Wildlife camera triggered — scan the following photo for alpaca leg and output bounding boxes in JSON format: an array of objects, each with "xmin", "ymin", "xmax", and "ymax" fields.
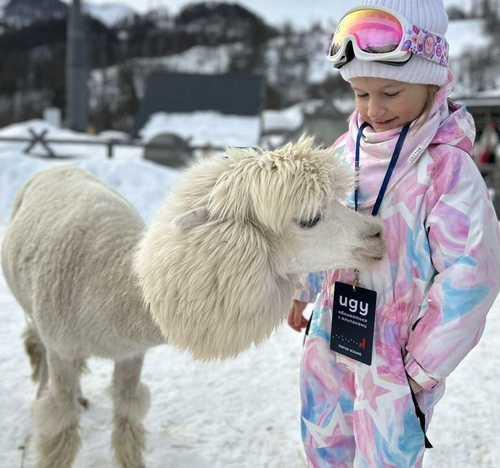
[
  {"xmin": 77, "ymin": 382, "xmax": 89, "ymax": 409},
  {"xmin": 32, "ymin": 351, "xmax": 82, "ymax": 468},
  {"xmin": 111, "ymin": 354, "xmax": 150, "ymax": 468},
  {"xmin": 36, "ymin": 357, "xmax": 48, "ymax": 399},
  {"xmin": 77, "ymin": 360, "xmax": 90, "ymax": 409},
  {"xmin": 23, "ymin": 324, "xmax": 49, "ymax": 398}
]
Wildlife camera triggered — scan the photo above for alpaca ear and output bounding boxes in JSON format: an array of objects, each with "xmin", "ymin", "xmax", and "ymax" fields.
[{"xmin": 173, "ymin": 208, "xmax": 209, "ymax": 231}]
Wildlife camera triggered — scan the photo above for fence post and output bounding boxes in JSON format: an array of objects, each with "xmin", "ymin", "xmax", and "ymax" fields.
[
  {"xmin": 107, "ymin": 141, "xmax": 114, "ymax": 159},
  {"xmin": 25, "ymin": 128, "xmax": 56, "ymax": 158}
]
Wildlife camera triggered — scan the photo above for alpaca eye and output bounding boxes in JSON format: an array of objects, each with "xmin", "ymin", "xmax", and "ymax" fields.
[{"xmin": 298, "ymin": 215, "xmax": 321, "ymax": 229}]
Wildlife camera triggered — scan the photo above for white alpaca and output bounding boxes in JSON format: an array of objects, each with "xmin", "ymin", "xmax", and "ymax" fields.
[{"xmin": 1, "ymin": 137, "xmax": 384, "ymax": 468}]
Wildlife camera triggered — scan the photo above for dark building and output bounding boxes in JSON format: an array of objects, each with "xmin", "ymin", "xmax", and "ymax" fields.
[{"xmin": 134, "ymin": 71, "xmax": 265, "ymax": 137}]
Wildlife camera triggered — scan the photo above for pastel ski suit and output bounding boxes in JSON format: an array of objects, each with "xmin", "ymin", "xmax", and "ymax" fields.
[{"xmin": 298, "ymin": 82, "xmax": 500, "ymax": 467}]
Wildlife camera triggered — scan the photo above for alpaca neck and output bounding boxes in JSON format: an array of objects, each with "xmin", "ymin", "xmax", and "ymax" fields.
[{"xmin": 104, "ymin": 229, "xmax": 165, "ymax": 351}]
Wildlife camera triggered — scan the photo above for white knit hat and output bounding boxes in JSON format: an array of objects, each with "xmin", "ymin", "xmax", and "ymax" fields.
[{"xmin": 339, "ymin": 0, "xmax": 449, "ymax": 86}]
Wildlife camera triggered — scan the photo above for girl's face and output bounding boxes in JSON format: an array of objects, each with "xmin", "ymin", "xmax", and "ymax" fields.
[{"xmin": 350, "ymin": 77, "xmax": 430, "ymax": 132}]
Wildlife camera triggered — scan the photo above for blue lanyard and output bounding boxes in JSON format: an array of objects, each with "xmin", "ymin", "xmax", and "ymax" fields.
[{"xmin": 355, "ymin": 122, "xmax": 411, "ymax": 216}]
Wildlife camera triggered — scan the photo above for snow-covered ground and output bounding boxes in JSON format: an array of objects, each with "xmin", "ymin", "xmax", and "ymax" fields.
[
  {"xmin": 0, "ymin": 252, "xmax": 307, "ymax": 468},
  {"xmin": 1, "ymin": 121, "xmax": 499, "ymax": 467},
  {"xmin": 0, "ymin": 120, "xmax": 143, "ymax": 162}
]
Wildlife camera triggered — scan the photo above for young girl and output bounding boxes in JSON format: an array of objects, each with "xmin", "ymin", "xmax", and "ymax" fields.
[{"xmin": 289, "ymin": 1, "xmax": 500, "ymax": 466}]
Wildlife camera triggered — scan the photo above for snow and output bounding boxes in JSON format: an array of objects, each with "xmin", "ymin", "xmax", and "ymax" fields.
[
  {"xmin": 83, "ymin": 2, "xmax": 135, "ymax": 27},
  {"xmin": 0, "ymin": 120, "xmax": 143, "ymax": 162},
  {"xmin": 262, "ymin": 104, "xmax": 304, "ymax": 132},
  {"xmin": 333, "ymin": 97, "xmax": 356, "ymax": 115},
  {"xmin": 447, "ymin": 19, "xmax": 492, "ymax": 59},
  {"xmin": 0, "ymin": 121, "xmax": 178, "ymax": 225},
  {"xmin": 140, "ymin": 111, "xmax": 261, "ymax": 147},
  {"xmin": 133, "ymin": 44, "xmax": 240, "ymax": 76},
  {"xmin": 1, "ymin": 120, "xmax": 500, "ymax": 467},
  {"xmin": 260, "ymin": 98, "xmax": 354, "ymax": 136}
]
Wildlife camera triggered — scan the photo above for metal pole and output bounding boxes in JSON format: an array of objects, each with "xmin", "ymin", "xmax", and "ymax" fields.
[
  {"xmin": 107, "ymin": 141, "xmax": 114, "ymax": 159},
  {"xmin": 66, "ymin": 0, "xmax": 90, "ymax": 132}
]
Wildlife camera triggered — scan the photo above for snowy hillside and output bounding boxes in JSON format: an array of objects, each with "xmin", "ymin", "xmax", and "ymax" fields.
[
  {"xmin": 1, "ymin": 0, "xmax": 66, "ymax": 27},
  {"xmin": 83, "ymin": 1, "xmax": 135, "ymax": 27},
  {"xmin": 0, "ymin": 0, "xmax": 487, "ymax": 31},
  {"xmin": 132, "ymin": 0, "xmax": 477, "ymax": 28},
  {"xmin": 0, "ymin": 0, "xmax": 134, "ymax": 27},
  {"xmin": 0, "ymin": 121, "xmax": 500, "ymax": 467}
]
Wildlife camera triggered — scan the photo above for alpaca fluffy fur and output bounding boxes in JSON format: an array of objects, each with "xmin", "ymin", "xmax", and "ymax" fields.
[
  {"xmin": 134, "ymin": 136, "xmax": 357, "ymax": 360},
  {"xmin": 1, "ymin": 136, "xmax": 382, "ymax": 468},
  {"xmin": 2, "ymin": 167, "xmax": 160, "ymax": 468}
]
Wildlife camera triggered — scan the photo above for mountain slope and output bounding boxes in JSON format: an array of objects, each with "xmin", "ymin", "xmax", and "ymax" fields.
[
  {"xmin": 3, "ymin": 0, "xmax": 66, "ymax": 27},
  {"xmin": 83, "ymin": 1, "xmax": 136, "ymax": 27}
]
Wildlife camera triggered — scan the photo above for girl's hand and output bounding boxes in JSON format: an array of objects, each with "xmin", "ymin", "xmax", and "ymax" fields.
[{"xmin": 288, "ymin": 300, "xmax": 309, "ymax": 332}]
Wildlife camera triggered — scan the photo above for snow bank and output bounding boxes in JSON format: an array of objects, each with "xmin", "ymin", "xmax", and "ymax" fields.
[
  {"xmin": 140, "ymin": 111, "xmax": 260, "ymax": 147},
  {"xmin": 0, "ymin": 119, "xmax": 143, "ymax": 160},
  {"xmin": 0, "ymin": 121, "xmax": 179, "ymax": 225}
]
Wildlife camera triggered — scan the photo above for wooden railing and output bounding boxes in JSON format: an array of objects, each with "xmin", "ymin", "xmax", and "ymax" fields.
[{"xmin": 0, "ymin": 128, "xmax": 225, "ymax": 159}]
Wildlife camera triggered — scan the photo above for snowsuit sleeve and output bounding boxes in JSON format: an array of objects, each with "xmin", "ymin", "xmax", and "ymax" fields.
[
  {"xmin": 294, "ymin": 272, "xmax": 327, "ymax": 303},
  {"xmin": 404, "ymin": 148, "xmax": 500, "ymax": 391}
]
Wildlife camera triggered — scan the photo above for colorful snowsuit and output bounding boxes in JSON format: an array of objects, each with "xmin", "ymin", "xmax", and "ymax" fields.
[{"xmin": 298, "ymin": 83, "xmax": 500, "ymax": 467}]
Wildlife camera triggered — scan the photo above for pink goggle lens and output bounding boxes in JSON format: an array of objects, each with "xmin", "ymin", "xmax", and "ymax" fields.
[{"xmin": 331, "ymin": 9, "xmax": 404, "ymax": 56}]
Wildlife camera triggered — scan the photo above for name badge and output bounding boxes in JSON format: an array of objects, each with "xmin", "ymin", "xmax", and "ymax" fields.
[{"xmin": 330, "ymin": 281, "xmax": 376, "ymax": 366}]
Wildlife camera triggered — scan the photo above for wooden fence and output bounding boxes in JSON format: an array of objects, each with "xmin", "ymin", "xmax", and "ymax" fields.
[{"xmin": 0, "ymin": 128, "xmax": 225, "ymax": 159}]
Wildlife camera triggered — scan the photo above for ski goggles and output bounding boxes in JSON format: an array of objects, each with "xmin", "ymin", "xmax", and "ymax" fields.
[{"xmin": 328, "ymin": 7, "xmax": 449, "ymax": 69}]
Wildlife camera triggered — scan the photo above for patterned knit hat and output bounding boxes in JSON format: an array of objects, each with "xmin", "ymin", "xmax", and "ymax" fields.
[{"xmin": 339, "ymin": 0, "xmax": 449, "ymax": 86}]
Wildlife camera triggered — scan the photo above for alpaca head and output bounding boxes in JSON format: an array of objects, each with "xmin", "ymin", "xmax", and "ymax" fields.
[
  {"xmin": 135, "ymin": 136, "xmax": 384, "ymax": 360},
  {"xmin": 201, "ymin": 136, "xmax": 384, "ymax": 274}
]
